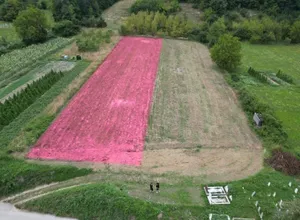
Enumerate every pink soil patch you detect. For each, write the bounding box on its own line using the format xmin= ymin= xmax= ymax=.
xmin=27 ymin=37 xmax=162 ymax=166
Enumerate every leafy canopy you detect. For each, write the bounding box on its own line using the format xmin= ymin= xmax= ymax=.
xmin=13 ymin=6 xmax=49 ymax=45
xmin=210 ymin=34 xmax=242 ymax=71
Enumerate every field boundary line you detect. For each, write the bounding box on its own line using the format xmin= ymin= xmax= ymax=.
xmin=14 ymin=183 xmax=93 ymax=205
xmin=0 ymin=183 xmax=59 ymax=203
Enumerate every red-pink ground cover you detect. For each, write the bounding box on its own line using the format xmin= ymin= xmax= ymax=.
xmin=27 ymin=37 xmax=162 ymax=166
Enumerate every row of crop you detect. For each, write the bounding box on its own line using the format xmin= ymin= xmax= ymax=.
xmin=276 ymin=70 xmax=294 ymax=84
xmin=248 ymin=67 xmax=294 ymax=85
xmin=0 ymin=61 xmax=90 ymax=151
xmin=0 ymin=61 xmax=91 ymax=197
xmin=0 ymin=71 xmax=64 ymax=132
xmin=0 ymin=38 xmax=72 ymax=88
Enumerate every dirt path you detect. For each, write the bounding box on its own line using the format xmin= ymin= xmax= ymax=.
xmin=102 ymin=0 xmax=136 ymax=31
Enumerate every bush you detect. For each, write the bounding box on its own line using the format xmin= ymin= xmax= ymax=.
xmin=188 ymin=27 xmax=208 ymax=43
xmin=207 ymin=17 xmax=226 ymax=46
xmin=79 ymin=17 xmax=107 ymax=28
xmin=76 ymin=30 xmax=112 ymax=52
xmin=53 ymin=20 xmax=80 ymax=37
xmin=13 ymin=6 xmax=49 ymax=45
xmin=233 ymin=16 xmax=289 ymax=44
xmin=290 ymin=20 xmax=300 ymax=44
xmin=130 ymin=0 xmax=180 ymax=15
xmin=210 ymin=34 xmax=241 ymax=71
xmin=120 ymin=11 xmax=194 ymax=38
xmin=276 ymin=70 xmax=294 ymax=84
xmin=247 ymin=67 xmax=268 ymax=83
xmin=238 ymin=89 xmax=288 ymax=145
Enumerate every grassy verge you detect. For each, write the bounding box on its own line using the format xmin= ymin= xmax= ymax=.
xmin=0 ymin=157 xmax=91 ymax=198
xmin=19 ymin=169 xmax=300 ymax=219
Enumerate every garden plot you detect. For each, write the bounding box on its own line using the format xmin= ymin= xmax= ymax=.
xmin=141 ymin=39 xmax=262 ymax=179
xmin=146 ymin=39 xmax=261 ymax=149
xmin=28 ymin=37 xmax=162 ymax=165
xmin=0 ymin=61 xmax=76 ymax=102
xmin=0 ymin=38 xmax=72 ymax=88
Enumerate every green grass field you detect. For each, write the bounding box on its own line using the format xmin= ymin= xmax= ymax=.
xmin=19 ymin=169 xmax=300 ymax=219
xmin=235 ymin=43 xmax=300 ymax=155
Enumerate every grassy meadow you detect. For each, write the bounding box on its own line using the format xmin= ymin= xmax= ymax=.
xmin=235 ymin=43 xmax=300 ymax=155
xmin=19 ymin=169 xmax=300 ymax=219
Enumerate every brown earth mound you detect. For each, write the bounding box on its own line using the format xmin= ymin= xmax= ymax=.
xmin=267 ymin=149 xmax=300 ymax=175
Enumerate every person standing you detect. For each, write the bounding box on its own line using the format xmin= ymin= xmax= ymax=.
xmin=150 ymin=183 xmax=154 ymax=192
xmin=156 ymin=182 xmax=160 ymax=193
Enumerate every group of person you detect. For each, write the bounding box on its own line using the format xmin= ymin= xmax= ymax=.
xmin=150 ymin=182 xmax=160 ymax=193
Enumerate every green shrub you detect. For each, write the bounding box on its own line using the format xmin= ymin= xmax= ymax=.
xmin=210 ymin=34 xmax=242 ymax=71
xmin=238 ymin=89 xmax=288 ymax=145
xmin=289 ymin=20 xmax=300 ymax=44
xmin=120 ymin=11 xmax=194 ymax=38
xmin=187 ymin=27 xmax=208 ymax=43
xmin=53 ymin=20 xmax=80 ymax=37
xmin=276 ymin=69 xmax=294 ymax=84
xmin=76 ymin=30 xmax=112 ymax=52
xmin=130 ymin=0 xmax=180 ymax=15
xmin=79 ymin=16 xmax=107 ymax=28
xmin=247 ymin=67 xmax=268 ymax=83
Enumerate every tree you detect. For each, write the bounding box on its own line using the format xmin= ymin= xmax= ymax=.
xmin=53 ymin=20 xmax=80 ymax=37
xmin=13 ymin=7 xmax=49 ymax=45
xmin=210 ymin=34 xmax=242 ymax=71
xmin=207 ymin=17 xmax=226 ymax=46
xmin=0 ymin=0 xmax=21 ymax=21
xmin=290 ymin=20 xmax=300 ymax=43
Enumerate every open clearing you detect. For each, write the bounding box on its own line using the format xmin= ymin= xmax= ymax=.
xmin=144 ymin=39 xmax=262 ymax=179
xmin=28 ymin=37 xmax=162 ymax=165
xmin=33 ymin=39 xmax=263 ymax=181
xmin=102 ymin=0 xmax=136 ymax=30
xmin=147 ymin=39 xmax=261 ymax=149
xmin=238 ymin=43 xmax=300 ymax=154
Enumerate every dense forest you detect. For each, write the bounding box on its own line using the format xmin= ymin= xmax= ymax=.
xmin=0 ymin=0 xmax=118 ymax=23
xmin=184 ymin=0 xmax=300 ymax=18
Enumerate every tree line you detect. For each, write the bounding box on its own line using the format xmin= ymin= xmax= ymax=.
xmin=0 ymin=0 xmax=117 ymax=24
xmin=184 ymin=0 xmax=300 ymax=18
xmin=121 ymin=11 xmax=195 ymax=38
xmin=0 ymin=71 xmax=64 ymax=131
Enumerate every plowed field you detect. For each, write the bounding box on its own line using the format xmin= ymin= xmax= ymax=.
xmin=27 ymin=37 xmax=162 ymax=165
